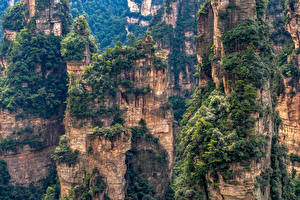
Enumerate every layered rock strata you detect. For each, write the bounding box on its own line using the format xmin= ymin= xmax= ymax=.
xmin=277 ymin=0 xmax=300 ymax=174
xmin=0 ymin=0 xmax=68 ymax=186
xmin=58 ymin=37 xmax=174 ymax=200
xmin=197 ymin=0 xmax=274 ymax=199
xmin=0 ymin=110 xmax=63 ymax=185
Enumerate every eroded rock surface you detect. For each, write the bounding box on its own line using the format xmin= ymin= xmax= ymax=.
xmin=277 ymin=0 xmax=300 ymax=175
xmin=58 ymin=37 xmax=174 ymax=200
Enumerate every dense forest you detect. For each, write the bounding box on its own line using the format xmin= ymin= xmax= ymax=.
xmin=0 ymin=0 xmax=150 ymax=49
xmin=0 ymin=0 xmax=299 ymax=199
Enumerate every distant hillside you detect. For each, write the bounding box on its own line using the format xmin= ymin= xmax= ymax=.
xmin=0 ymin=0 xmax=162 ymax=49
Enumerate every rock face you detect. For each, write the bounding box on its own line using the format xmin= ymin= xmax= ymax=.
xmin=150 ymin=0 xmax=202 ymax=96
xmin=0 ymin=0 xmax=68 ymax=186
xmin=27 ymin=0 xmax=66 ymax=36
xmin=277 ymin=0 xmax=300 ymax=174
xmin=162 ymin=0 xmax=179 ymax=28
xmin=4 ymin=29 xmax=17 ymax=41
xmin=266 ymin=0 xmax=291 ymax=51
xmin=197 ymin=1 xmax=274 ymax=199
xmin=58 ymin=37 xmax=174 ymax=199
xmin=286 ymin=0 xmax=300 ymax=49
xmin=126 ymin=0 xmax=163 ymax=29
xmin=58 ymin=131 xmax=132 ymax=200
xmin=198 ymin=0 xmax=257 ymax=89
xmin=0 ymin=110 xmax=64 ymax=185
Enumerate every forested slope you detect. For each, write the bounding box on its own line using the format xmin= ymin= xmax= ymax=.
xmin=0 ymin=0 xmax=298 ymax=200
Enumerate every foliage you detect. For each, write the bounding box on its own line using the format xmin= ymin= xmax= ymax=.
xmin=67 ymin=35 xmax=165 ymax=123
xmin=52 ymin=0 xmax=72 ymax=36
xmin=270 ymin=135 xmax=296 ymax=200
xmin=125 ymin=120 xmax=168 ymax=200
xmin=267 ymin=0 xmax=291 ymax=46
xmin=93 ymin=123 xmax=126 ymax=140
xmin=69 ymin=0 xmax=130 ymax=49
xmin=52 ymin=136 xmax=79 ymax=166
xmin=222 ymin=19 xmax=262 ymax=53
xmin=66 ymin=168 xmax=107 ymax=200
xmin=197 ymin=0 xmax=211 ymax=16
xmin=173 ymin=89 xmax=267 ymax=199
xmin=61 ymin=15 xmax=97 ymax=61
xmin=286 ymin=0 xmax=296 ymax=12
xmin=172 ymin=9 xmax=276 ymax=197
xmin=36 ymin=0 xmax=51 ymax=11
xmin=290 ymin=154 xmax=300 ymax=163
xmin=0 ymin=29 xmax=68 ymax=118
xmin=276 ymin=43 xmax=300 ymax=87
xmin=293 ymin=178 xmax=300 ymax=198
xmin=222 ymin=47 xmax=267 ymax=88
xmin=0 ymin=138 xmax=43 ymax=152
xmin=256 ymin=0 xmax=268 ymax=21
xmin=130 ymin=119 xmax=148 ymax=142
xmin=169 ymin=96 xmax=187 ymax=121
xmin=1 ymin=2 xmax=26 ymax=31
xmin=61 ymin=32 xmax=86 ymax=61
xmin=125 ymin=161 xmax=157 ymax=200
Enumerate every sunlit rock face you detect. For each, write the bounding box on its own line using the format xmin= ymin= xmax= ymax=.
xmin=126 ymin=0 xmax=163 ymax=30
xmin=277 ymin=0 xmax=300 ymax=175
xmin=58 ymin=36 xmax=174 ymax=200
xmin=0 ymin=0 xmax=68 ymax=187
xmin=0 ymin=110 xmax=63 ymax=185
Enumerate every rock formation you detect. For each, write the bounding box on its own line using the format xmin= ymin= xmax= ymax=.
xmin=277 ymin=0 xmax=300 ymax=175
xmin=57 ymin=32 xmax=174 ymax=199
xmin=0 ymin=0 xmax=299 ymax=199
xmin=194 ymin=0 xmax=280 ymax=199
xmin=0 ymin=110 xmax=63 ymax=185
xmin=149 ymin=0 xmax=202 ymax=97
xmin=0 ymin=0 xmax=69 ymax=187
xmin=126 ymin=0 xmax=163 ymax=29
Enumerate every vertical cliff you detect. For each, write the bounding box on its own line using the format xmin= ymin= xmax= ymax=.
xmin=0 ymin=0 xmax=70 ymax=189
xmin=126 ymin=0 xmax=163 ymax=30
xmin=173 ymin=0 xmax=297 ymax=199
xmin=56 ymin=16 xmax=174 ymax=199
xmin=276 ymin=0 xmax=300 ymax=175
xmin=149 ymin=0 xmax=201 ymax=97
xmin=266 ymin=0 xmax=291 ymax=51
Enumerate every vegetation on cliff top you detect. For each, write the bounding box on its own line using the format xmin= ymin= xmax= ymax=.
xmin=0 ymin=0 xmax=71 ymax=118
xmin=66 ymin=25 xmax=166 ymax=125
xmin=1 ymin=1 xmax=26 ymax=31
xmin=172 ymin=2 xmax=298 ymax=198
xmin=69 ymin=0 xmax=155 ymax=49
xmin=52 ymin=136 xmax=79 ymax=166
xmin=61 ymin=14 xmax=98 ymax=61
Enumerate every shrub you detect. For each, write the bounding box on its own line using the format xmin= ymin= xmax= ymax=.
xmin=93 ymin=123 xmax=125 ymax=140
xmin=1 ymin=2 xmax=26 ymax=31
xmin=52 ymin=136 xmax=79 ymax=166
